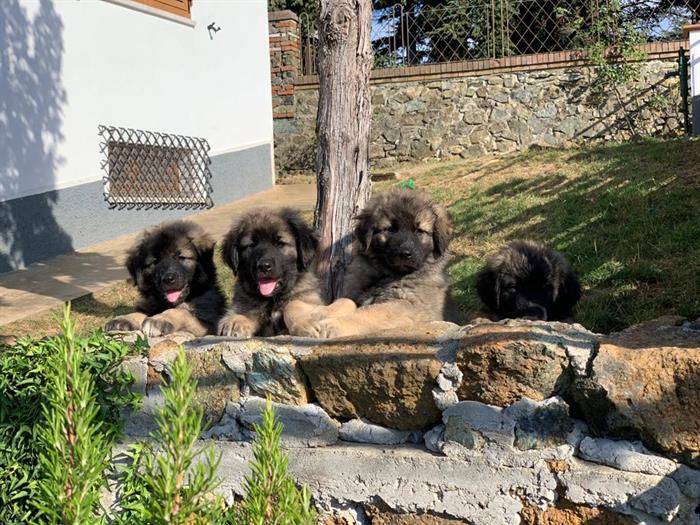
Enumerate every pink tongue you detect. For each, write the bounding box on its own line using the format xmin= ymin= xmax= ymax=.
xmin=165 ymin=290 xmax=183 ymax=303
xmin=258 ymin=279 xmax=278 ymax=297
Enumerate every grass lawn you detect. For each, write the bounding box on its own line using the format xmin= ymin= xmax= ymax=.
xmin=2 ymin=137 xmax=699 ymax=338
xmin=394 ymin=137 xmax=700 ymax=333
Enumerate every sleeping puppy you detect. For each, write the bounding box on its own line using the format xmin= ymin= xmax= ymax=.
xmin=303 ymin=188 xmax=460 ymax=338
xmin=218 ymin=208 xmax=348 ymax=337
xmin=105 ymin=220 xmax=226 ymax=337
xmin=475 ymin=240 xmax=581 ymax=321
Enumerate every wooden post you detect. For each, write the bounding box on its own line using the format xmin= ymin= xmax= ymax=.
xmin=314 ymin=0 xmax=373 ymax=302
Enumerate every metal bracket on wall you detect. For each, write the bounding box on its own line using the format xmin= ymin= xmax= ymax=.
xmin=98 ymin=125 xmax=213 ymax=210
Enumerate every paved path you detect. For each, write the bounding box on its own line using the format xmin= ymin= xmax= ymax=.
xmin=0 ymin=184 xmax=315 ymax=326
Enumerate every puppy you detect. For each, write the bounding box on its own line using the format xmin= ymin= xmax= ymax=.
xmin=306 ymin=188 xmax=459 ymax=338
xmin=475 ymin=240 xmax=581 ymax=321
xmin=217 ymin=208 xmax=345 ymax=337
xmin=105 ymin=221 xmax=226 ymax=337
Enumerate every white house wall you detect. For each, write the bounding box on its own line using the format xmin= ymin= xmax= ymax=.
xmin=3 ymin=0 xmax=273 ymax=199
xmin=0 ymin=0 xmax=275 ymax=272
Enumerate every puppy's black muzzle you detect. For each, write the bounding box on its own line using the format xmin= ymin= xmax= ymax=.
xmin=515 ymin=304 xmax=548 ymax=321
xmin=157 ymin=263 xmax=187 ymax=292
xmin=162 ymin=271 xmax=178 ymax=287
xmin=256 ymin=257 xmax=277 ymax=278
xmin=386 ymin=236 xmax=422 ymax=270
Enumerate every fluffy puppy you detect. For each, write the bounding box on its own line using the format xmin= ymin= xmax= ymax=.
xmin=218 ymin=208 xmax=340 ymax=337
xmin=475 ymin=240 xmax=581 ymax=321
xmin=105 ymin=221 xmax=226 ymax=337
xmin=305 ymin=188 xmax=459 ymax=338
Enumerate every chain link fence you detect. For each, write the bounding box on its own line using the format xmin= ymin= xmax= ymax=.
xmin=300 ymin=0 xmax=699 ymax=75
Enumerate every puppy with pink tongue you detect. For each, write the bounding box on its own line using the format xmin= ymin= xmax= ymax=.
xmin=217 ymin=208 xmax=329 ymax=338
xmin=105 ymin=220 xmax=226 ymax=337
xmin=165 ymin=289 xmax=184 ymax=303
xmin=258 ymin=278 xmax=279 ymax=297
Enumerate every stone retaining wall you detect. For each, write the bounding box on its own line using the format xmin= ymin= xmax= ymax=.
xmin=117 ymin=317 xmax=700 ymax=524
xmin=274 ymin=60 xmax=684 ymax=175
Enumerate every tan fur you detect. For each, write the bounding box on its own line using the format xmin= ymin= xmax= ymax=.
xmin=313 ymin=255 xmax=455 ymax=338
xmin=284 ymin=297 xmax=358 ymax=337
xmin=218 ymin=270 xmax=325 ymax=337
xmin=307 ymin=188 xmax=459 ymax=338
xmin=142 ymin=308 xmax=209 ymax=338
xmin=309 ymin=300 xmax=423 ymax=338
xmin=106 ymin=312 xmax=147 ymax=332
xmin=218 ymin=208 xmax=336 ymax=337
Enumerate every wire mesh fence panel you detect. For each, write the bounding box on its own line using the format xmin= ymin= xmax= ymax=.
xmin=403 ymin=2 xmax=496 ymax=63
xmin=298 ymin=0 xmax=698 ymax=73
xmin=500 ymin=0 xmax=596 ymax=56
xmin=98 ymin=126 xmax=213 ymax=211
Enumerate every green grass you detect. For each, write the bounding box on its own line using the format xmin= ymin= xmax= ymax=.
xmin=2 ymin=137 xmax=699 ymax=336
xmin=396 ymin=137 xmax=700 ymax=333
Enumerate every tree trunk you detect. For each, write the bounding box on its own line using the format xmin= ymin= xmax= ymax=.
xmin=314 ymin=0 xmax=373 ymax=302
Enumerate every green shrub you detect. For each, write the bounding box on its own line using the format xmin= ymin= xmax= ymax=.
xmin=0 ymin=305 xmax=135 ymax=524
xmin=115 ymin=349 xmax=224 ymax=525
xmin=34 ymin=305 xmax=117 ymax=524
xmin=228 ymin=397 xmax=316 ymax=525
xmin=117 ymin=366 xmax=317 ymax=525
xmin=2 ymin=307 xmax=316 ymax=524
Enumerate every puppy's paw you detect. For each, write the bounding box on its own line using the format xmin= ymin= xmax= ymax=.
xmin=312 ymin=298 xmax=357 ymax=320
xmin=105 ymin=316 xmax=141 ymax=332
xmin=287 ymin=320 xmax=321 ymax=338
xmin=218 ymin=314 xmax=255 ymax=338
xmin=308 ymin=318 xmax=351 ymax=339
xmin=141 ymin=316 xmax=175 ymax=337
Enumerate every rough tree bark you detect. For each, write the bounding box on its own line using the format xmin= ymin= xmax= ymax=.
xmin=314 ymin=0 xmax=373 ymax=302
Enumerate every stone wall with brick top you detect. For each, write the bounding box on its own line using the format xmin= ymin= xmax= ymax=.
xmin=269 ymin=32 xmax=687 ymax=176
xmin=115 ymin=316 xmax=700 ymax=524
xmin=275 ymin=61 xmax=685 ymax=176
xmin=269 ymin=10 xmax=300 ymax=120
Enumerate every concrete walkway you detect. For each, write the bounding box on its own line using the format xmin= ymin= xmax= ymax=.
xmin=0 ymin=184 xmax=315 ymax=326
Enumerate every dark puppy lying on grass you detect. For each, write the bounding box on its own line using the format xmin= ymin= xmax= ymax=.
xmin=105 ymin=220 xmax=226 ymax=337
xmin=476 ymin=240 xmax=581 ymax=322
xmin=217 ymin=208 xmax=354 ymax=337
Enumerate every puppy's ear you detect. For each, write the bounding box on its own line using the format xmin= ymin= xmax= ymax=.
xmin=221 ymin=223 xmax=241 ymax=275
xmin=354 ymin=209 xmax=374 ymax=254
xmin=124 ymin=247 xmax=141 ymax=286
xmin=282 ymin=209 xmax=318 ymax=271
xmin=475 ymin=266 xmax=501 ymax=312
xmin=189 ymin=229 xmax=215 ymax=257
xmin=553 ymin=269 xmax=582 ymax=317
xmin=432 ymin=204 xmax=453 ymax=258
xmin=189 ymin=230 xmax=216 ymax=283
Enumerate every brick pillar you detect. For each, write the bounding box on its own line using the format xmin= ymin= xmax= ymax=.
xmin=269 ymin=10 xmax=300 ymax=120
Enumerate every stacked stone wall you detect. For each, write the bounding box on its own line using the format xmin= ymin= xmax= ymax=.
xmin=275 ymin=61 xmax=684 ymax=175
xmin=118 ymin=317 xmax=700 ymax=524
